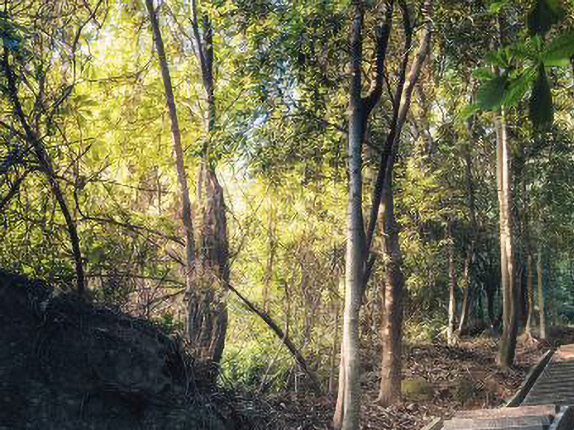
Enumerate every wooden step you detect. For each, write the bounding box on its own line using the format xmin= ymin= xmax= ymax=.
xmin=454 ymin=405 xmax=558 ymax=420
xmin=443 ymin=415 xmax=551 ymax=430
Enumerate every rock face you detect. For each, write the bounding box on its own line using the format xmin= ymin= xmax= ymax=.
xmin=0 ymin=271 xmax=245 ymax=430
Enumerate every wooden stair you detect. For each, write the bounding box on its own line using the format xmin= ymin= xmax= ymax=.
xmin=442 ymin=405 xmax=558 ymax=430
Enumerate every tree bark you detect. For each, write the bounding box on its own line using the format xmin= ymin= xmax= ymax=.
xmin=496 ymin=108 xmax=518 ymax=367
xmin=186 ymin=1 xmax=229 ymax=368
xmin=339 ymin=5 xmax=366 ymax=428
xmin=537 ymin=249 xmax=547 ymax=340
xmin=457 ymin=121 xmax=477 ymax=334
xmin=377 ymin=169 xmax=404 ymax=405
xmin=376 ymin=0 xmax=432 ymax=406
xmin=145 ymin=0 xmax=195 ymax=277
xmin=446 ymin=220 xmax=456 ymax=345
xmin=525 ymin=254 xmax=534 ymax=335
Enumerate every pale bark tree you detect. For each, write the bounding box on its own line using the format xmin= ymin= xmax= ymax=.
xmin=446 ymin=220 xmax=456 ymax=345
xmin=525 ymin=254 xmax=534 ymax=336
xmin=457 ymin=117 xmax=477 ymax=334
xmin=334 ymin=1 xmax=392 ymax=428
xmin=496 ymin=108 xmax=518 ymax=367
xmin=537 ymin=249 xmax=547 ymax=339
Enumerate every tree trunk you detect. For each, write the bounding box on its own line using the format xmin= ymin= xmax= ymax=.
xmin=458 ymin=124 xmax=477 ymax=334
xmin=376 ymin=0 xmax=432 ymax=405
xmin=537 ymin=249 xmax=547 ymax=340
xmin=145 ymin=0 xmax=195 ymax=277
xmin=188 ymin=3 xmax=229 ymax=367
xmin=189 ymin=161 xmax=229 ymax=366
xmin=496 ymin=109 xmax=518 ymax=367
xmin=377 ymin=170 xmax=404 ymax=405
xmin=335 ymin=4 xmax=367 ymax=428
xmin=525 ymin=254 xmax=534 ymax=335
xmin=446 ymin=220 xmax=456 ymax=345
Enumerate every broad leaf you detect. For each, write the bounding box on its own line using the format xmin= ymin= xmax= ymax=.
xmin=472 ymin=67 xmax=496 ymax=80
xmin=529 ymin=63 xmax=553 ymax=128
xmin=501 ymin=68 xmax=536 ymax=106
xmin=458 ymin=104 xmax=481 ymax=121
xmin=475 ymin=76 xmax=507 ymax=110
xmin=542 ymin=30 xmax=574 ymax=66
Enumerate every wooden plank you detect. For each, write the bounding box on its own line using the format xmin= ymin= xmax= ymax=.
xmin=549 ymin=406 xmax=574 ymax=430
xmin=454 ymin=404 xmax=558 ymax=419
xmin=443 ymin=415 xmax=551 ymax=430
xmin=506 ymin=348 xmax=555 ymax=407
xmin=420 ymin=417 xmax=443 ymax=430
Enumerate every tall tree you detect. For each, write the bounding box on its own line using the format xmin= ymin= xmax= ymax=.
xmin=185 ymin=0 xmax=229 ymax=368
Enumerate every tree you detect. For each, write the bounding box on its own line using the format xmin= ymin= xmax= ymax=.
xmin=0 ymin=0 xmax=105 ymax=295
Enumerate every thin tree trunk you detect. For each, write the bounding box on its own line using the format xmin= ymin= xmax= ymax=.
xmin=446 ymin=220 xmax=456 ymax=345
xmin=458 ymin=123 xmax=477 ymax=334
xmin=525 ymin=254 xmax=534 ymax=335
xmin=377 ymin=170 xmax=404 ymax=405
xmin=340 ymin=7 xmax=366 ymax=427
xmin=145 ymin=0 xmax=195 ymax=275
xmin=334 ymin=1 xmax=395 ymax=426
xmin=458 ymin=253 xmax=471 ymax=334
xmin=188 ymin=2 xmax=230 ymax=369
xmin=496 ymin=108 xmax=518 ymax=367
xmin=537 ymin=249 xmax=547 ymax=340
xmin=329 ymin=297 xmax=341 ymax=393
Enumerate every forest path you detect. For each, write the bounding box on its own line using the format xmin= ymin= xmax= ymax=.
xmin=432 ymin=344 xmax=574 ymax=430
xmin=523 ymin=344 xmax=574 ymax=407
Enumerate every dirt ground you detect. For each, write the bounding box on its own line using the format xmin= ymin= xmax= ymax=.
xmin=261 ymin=331 xmax=571 ymax=430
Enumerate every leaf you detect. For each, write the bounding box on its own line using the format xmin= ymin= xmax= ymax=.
xmin=527 ymin=0 xmax=561 ymax=36
xmin=542 ymin=30 xmax=574 ymax=66
xmin=472 ymin=67 xmax=495 ymax=80
xmin=488 ymin=0 xmax=507 ymax=13
xmin=475 ymin=76 xmax=507 ymax=110
xmin=529 ymin=63 xmax=553 ymax=128
xmin=501 ymin=67 xmax=536 ymax=106
xmin=458 ymin=104 xmax=480 ymax=121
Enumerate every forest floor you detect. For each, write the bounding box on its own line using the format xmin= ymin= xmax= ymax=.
xmin=262 ymin=329 xmax=574 ymax=430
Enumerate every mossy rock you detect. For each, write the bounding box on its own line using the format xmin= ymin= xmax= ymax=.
xmin=401 ymin=378 xmax=434 ymax=401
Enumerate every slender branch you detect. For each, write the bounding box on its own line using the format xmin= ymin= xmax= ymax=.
xmin=227 ymin=282 xmax=322 ymax=394
xmin=363 ymin=1 xmax=394 ymax=115
xmin=2 ymin=45 xmax=86 ymax=296
xmin=0 ymin=169 xmax=32 ymax=212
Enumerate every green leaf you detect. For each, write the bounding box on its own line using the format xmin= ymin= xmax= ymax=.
xmin=542 ymin=30 xmax=574 ymax=66
xmin=472 ymin=67 xmax=495 ymax=80
xmin=527 ymin=0 xmax=561 ymax=36
xmin=529 ymin=63 xmax=553 ymax=128
xmin=458 ymin=104 xmax=481 ymax=121
xmin=475 ymin=76 xmax=507 ymax=110
xmin=488 ymin=0 xmax=507 ymax=13
xmin=501 ymin=67 xmax=537 ymax=106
